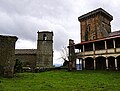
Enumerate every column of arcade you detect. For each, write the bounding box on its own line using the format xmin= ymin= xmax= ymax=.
xmin=81 ymin=39 xmax=119 ymax=70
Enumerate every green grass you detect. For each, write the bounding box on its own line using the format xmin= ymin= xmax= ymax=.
xmin=0 ymin=70 xmax=120 ymax=91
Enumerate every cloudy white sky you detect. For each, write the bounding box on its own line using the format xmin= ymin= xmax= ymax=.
xmin=0 ymin=0 xmax=120 ymax=66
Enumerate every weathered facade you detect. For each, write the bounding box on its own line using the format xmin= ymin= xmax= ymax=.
xmin=79 ymin=8 xmax=113 ymax=42
xmin=36 ymin=31 xmax=53 ymax=68
xmin=0 ymin=35 xmax=18 ymax=77
xmin=15 ymin=31 xmax=53 ymax=69
xmin=15 ymin=49 xmax=37 ymax=70
xmin=69 ymin=8 xmax=120 ymax=70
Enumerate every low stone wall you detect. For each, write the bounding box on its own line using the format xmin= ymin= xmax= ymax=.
xmin=0 ymin=35 xmax=17 ymax=77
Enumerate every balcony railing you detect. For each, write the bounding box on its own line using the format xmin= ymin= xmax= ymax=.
xmin=85 ymin=51 xmax=94 ymax=55
xmin=107 ymin=49 xmax=115 ymax=53
xmin=116 ymin=48 xmax=120 ymax=52
xmin=76 ymin=48 xmax=120 ymax=57
xmin=95 ymin=50 xmax=106 ymax=54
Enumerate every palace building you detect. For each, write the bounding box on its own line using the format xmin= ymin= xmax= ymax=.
xmin=69 ymin=8 xmax=120 ymax=70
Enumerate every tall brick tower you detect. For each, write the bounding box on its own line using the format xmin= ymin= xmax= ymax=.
xmin=36 ymin=31 xmax=53 ymax=68
xmin=78 ymin=8 xmax=113 ymax=42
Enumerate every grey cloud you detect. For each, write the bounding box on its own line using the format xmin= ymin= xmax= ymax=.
xmin=0 ymin=0 xmax=73 ymax=19
xmin=0 ymin=0 xmax=73 ymax=41
xmin=0 ymin=0 xmax=120 ymax=52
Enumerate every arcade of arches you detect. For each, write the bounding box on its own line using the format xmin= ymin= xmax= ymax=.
xmin=78 ymin=56 xmax=120 ymax=70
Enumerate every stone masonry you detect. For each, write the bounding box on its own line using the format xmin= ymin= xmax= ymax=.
xmin=36 ymin=31 xmax=53 ymax=68
xmin=0 ymin=35 xmax=18 ymax=77
xmin=15 ymin=31 xmax=54 ymax=70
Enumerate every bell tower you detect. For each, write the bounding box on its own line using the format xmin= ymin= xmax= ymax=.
xmin=36 ymin=31 xmax=53 ymax=68
xmin=78 ymin=8 xmax=113 ymax=42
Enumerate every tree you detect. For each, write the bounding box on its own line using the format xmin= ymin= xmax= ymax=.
xmin=60 ymin=46 xmax=74 ymax=71
xmin=60 ymin=47 xmax=69 ymax=66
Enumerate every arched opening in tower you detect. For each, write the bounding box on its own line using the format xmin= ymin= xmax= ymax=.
xmin=43 ymin=34 xmax=47 ymax=40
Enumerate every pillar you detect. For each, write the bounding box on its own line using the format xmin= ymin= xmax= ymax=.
xmin=105 ymin=41 xmax=107 ymax=49
xmin=113 ymin=39 xmax=116 ymax=48
xmin=115 ymin=58 xmax=118 ymax=70
xmin=106 ymin=58 xmax=108 ymax=70
xmin=93 ymin=43 xmax=95 ymax=51
xmin=94 ymin=59 xmax=96 ymax=70
xmin=83 ymin=58 xmax=85 ymax=70
xmin=69 ymin=39 xmax=76 ymax=68
xmin=83 ymin=45 xmax=85 ymax=52
xmin=113 ymin=39 xmax=116 ymax=52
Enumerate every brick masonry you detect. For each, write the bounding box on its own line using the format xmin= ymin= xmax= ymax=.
xmin=78 ymin=8 xmax=113 ymax=42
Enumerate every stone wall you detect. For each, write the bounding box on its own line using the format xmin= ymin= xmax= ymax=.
xmin=0 ymin=35 xmax=17 ymax=77
xmin=15 ymin=49 xmax=37 ymax=70
xmin=15 ymin=54 xmax=36 ymax=70
xmin=68 ymin=39 xmax=76 ymax=68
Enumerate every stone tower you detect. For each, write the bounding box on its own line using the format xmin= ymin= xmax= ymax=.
xmin=36 ymin=31 xmax=53 ymax=68
xmin=78 ymin=8 xmax=113 ymax=42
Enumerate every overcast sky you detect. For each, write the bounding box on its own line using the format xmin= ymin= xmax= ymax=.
xmin=0 ymin=0 xmax=120 ymax=65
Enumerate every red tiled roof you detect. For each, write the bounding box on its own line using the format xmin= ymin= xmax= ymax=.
xmin=109 ymin=30 xmax=120 ymax=37
xmin=75 ymin=31 xmax=120 ymax=46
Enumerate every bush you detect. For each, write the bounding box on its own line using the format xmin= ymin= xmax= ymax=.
xmin=14 ymin=59 xmax=23 ymax=73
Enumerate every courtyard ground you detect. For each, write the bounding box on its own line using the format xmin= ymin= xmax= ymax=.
xmin=0 ymin=70 xmax=120 ymax=91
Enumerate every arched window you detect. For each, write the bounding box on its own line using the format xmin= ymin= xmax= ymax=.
xmin=43 ymin=34 xmax=47 ymax=40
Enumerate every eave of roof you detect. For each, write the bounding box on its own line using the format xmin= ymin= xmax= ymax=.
xmin=37 ymin=31 xmax=54 ymax=36
xmin=15 ymin=49 xmax=37 ymax=55
xmin=75 ymin=35 xmax=120 ymax=46
xmin=78 ymin=8 xmax=113 ymax=21
xmin=0 ymin=35 xmax=18 ymax=39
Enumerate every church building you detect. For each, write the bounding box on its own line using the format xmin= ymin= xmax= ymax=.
xmin=15 ymin=31 xmax=53 ymax=70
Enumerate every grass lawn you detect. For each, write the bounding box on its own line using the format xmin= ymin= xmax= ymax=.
xmin=0 ymin=70 xmax=120 ymax=91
